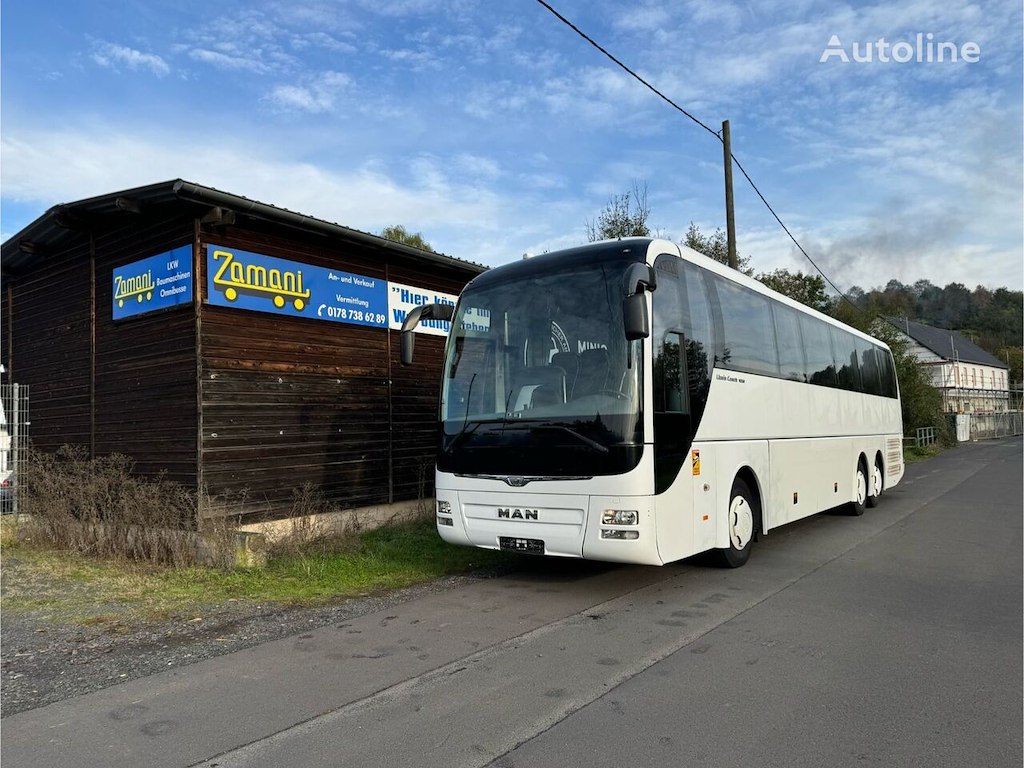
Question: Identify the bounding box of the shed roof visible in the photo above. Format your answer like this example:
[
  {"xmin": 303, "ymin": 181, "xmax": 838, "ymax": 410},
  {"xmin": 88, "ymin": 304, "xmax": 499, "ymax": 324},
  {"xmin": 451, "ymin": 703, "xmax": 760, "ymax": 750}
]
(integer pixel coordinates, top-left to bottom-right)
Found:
[
  {"xmin": 1, "ymin": 179, "xmax": 487, "ymax": 277},
  {"xmin": 886, "ymin": 317, "xmax": 1007, "ymax": 369}
]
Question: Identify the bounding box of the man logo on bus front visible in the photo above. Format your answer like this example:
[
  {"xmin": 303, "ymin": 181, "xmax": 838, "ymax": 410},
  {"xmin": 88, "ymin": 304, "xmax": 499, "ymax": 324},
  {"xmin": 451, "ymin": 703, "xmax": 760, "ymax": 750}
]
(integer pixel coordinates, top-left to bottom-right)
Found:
[
  {"xmin": 498, "ymin": 508, "xmax": 539, "ymax": 520},
  {"xmin": 505, "ymin": 476, "xmax": 530, "ymax": 487}
]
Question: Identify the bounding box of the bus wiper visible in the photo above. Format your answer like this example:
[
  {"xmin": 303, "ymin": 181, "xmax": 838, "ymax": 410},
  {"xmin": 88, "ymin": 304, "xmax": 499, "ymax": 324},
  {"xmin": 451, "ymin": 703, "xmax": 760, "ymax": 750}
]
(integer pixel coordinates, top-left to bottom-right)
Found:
[
  {"xmin": 446, "ymin": 421, "xmax": 481, "ymax": 456},
  {"xmin": 502, "ymin": 424, "xmax": 610, "ymax": 454}
]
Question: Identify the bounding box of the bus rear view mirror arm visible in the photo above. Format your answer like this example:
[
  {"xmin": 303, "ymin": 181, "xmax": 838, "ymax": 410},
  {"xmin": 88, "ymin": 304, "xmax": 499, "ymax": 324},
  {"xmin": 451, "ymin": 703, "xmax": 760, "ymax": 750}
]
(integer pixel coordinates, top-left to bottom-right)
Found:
[{"xmin": 400, "ymin": 303, "xmax": 455, "ymax": 366}]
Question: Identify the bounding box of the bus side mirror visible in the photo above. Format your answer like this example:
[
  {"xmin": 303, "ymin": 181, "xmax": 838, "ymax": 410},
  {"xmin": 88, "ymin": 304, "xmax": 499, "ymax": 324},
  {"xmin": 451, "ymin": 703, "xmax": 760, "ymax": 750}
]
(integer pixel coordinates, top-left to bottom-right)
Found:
[
  {"xmin": 623, "ymin": 293, "xmax": 649, "ymax": 341},
  {"xmin": 400, "ymin": 303, "xmax": 455, "ymax": 366},
  {"xmin": 622, "ymin": 263, "xmax": 656, "ymax": 341},
  {"xmin": 400, "ymin": 329, "xmax": 416, "ymax": 367}
]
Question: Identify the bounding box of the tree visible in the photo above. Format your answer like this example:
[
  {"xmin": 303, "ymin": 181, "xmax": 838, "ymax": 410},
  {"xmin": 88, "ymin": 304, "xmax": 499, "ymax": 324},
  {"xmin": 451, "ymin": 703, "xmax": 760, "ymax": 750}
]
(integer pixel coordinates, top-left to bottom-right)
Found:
[
  {"xmin": 682, "ymin": 222, "xmax": 754, "ymax": 275},
  {"xmin": 379, "ymin": 225, "xmax": 435, "ymax": 253},
  {"xmin": 845, "ymin": 285, "xmax": 866, "ymax": 308},
  {"xmin": 585, "ymin": 181, "xmax": 651, "ymax": 241},
  {"xmin": 757, "ymin": 268, "xmax": 831, "ymax": 313}
]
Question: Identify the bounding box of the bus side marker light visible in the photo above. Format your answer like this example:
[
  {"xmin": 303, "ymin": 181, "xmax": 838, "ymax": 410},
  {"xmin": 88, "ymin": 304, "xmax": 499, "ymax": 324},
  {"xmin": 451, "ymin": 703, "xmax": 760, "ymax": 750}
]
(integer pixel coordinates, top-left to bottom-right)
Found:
[
  {"xmin": 702, "ymin": 515, "xmax": 709, "ymax": 521},
  {"xmin": 793, "ymin": 492, "xmax": 798, "ymax": 504}
]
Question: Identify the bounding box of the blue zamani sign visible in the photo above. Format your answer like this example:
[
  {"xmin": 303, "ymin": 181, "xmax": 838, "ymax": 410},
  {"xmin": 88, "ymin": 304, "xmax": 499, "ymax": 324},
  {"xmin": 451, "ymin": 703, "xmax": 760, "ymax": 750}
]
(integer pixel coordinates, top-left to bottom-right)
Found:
[
  {"xmin": 205, "ymin": 244, "xmax": 457, "ymax": 334},
  {"xmin": 112, "ymin": 246, "xmax": 194, "ymax": 320}
]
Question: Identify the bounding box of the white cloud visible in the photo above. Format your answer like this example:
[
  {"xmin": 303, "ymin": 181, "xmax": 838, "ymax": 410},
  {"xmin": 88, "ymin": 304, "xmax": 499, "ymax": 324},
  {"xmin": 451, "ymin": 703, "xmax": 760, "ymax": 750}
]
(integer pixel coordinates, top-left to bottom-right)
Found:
[
  {"xmin": 289, "ymin": 32, "xmax": 358, "ymax": 54},
  {"xmin": 188, "ymin": 48, "xmax": 272, "ymax": 74},
  {"xmin": 612, "ymin": 4, "xmax": 673, "ymax": 33},
  {"xmin": 0, "ymin": 125, "xmax": 510, "ymax": 256},
  {"xmin": 91, "ymin": 42, "xmax": 169, "ymax": 77},
  {"xmin": 380, "ymin": 47, "xmax": 443, "ymax": 70},
  {"xmin": 454, "ymin": 154, "xmax": 502, "ymax": 181},
  {"xmin": 265, "ymin": 71, "xmax": 352, "ymax": 113},
  {"xmin": 3, "ymin": 0, "xmax": 1021, "ymax": 291}
]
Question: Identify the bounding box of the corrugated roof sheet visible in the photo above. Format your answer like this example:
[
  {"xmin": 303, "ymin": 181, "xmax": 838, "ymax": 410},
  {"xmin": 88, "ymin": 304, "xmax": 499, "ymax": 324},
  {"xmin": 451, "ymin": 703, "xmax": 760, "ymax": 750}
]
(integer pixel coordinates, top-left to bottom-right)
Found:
[{"xmin": 1, "ymin": 179, "xmax": 487, "ymax": 276}]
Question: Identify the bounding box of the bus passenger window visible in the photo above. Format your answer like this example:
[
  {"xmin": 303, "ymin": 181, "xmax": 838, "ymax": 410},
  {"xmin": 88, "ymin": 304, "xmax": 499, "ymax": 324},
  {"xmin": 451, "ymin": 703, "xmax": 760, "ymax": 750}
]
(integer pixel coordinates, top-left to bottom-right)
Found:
[
  {"xmin": 656, "ymin": 332, "xmax": 689, "ymax": 413},
  {"xmin": 772, "ymin": 303, "xmax": 806, "ymax": 382},
  {"xmin": 800, "ymin": 315, "xmax": 837, "ymax": 387}
]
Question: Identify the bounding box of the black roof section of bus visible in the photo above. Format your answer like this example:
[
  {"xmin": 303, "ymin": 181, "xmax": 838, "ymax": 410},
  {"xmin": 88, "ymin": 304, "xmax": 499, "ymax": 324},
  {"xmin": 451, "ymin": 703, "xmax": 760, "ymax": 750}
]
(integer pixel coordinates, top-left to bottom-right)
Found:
[{"xmin": 466, "ymin": 238, "xmax": 652, "ymax": 292}]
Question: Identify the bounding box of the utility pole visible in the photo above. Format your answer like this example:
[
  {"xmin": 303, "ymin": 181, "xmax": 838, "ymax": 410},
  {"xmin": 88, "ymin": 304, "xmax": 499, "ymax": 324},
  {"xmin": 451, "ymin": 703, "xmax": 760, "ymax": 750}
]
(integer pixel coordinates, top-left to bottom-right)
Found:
[{"xmin": 722, "ymin": 119, "xmax": 738, "ymax": 270}]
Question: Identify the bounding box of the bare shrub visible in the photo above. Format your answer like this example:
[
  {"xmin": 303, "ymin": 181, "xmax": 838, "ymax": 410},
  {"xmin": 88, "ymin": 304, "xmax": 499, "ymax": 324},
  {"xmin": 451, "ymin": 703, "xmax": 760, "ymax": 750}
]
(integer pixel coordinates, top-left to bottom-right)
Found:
[
  {"xmin": 195, "ymin": 488, "xmax": 250, "ymax": 570},
  {"xmin": 266, "ymin": 483, "xmax": 365, "ymax": 560},
  {"xmin": 18, "ymin": 446, "xmax": 203, "ymax": 567}
]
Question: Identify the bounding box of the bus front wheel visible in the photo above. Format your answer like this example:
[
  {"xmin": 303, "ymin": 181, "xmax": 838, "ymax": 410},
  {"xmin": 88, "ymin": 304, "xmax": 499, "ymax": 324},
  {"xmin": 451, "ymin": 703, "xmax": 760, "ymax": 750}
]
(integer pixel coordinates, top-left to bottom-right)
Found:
[{"xmin": 715, "ymin": 478, "xmax": 757, "ymax": 568}]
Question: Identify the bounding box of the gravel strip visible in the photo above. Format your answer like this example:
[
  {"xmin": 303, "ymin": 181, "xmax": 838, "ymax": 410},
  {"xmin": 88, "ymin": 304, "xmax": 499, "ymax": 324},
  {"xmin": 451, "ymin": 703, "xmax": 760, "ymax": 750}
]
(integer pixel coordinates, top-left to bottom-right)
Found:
[{"xmin": 0, "ymin": 553, "xmax": 499, "ymax": 718}]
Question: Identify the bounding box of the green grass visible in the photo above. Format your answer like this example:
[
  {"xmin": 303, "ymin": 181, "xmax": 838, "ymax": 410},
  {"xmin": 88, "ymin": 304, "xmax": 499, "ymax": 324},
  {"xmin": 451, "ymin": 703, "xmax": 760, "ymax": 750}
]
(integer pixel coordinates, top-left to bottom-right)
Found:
[
  {"xmin": 903, "ymin": 443, "xmax": 946, "ymax": 463},
  {"xmin": 1, "ymin": 517, "xmax": 516, "ymax": 623},
  {"xmin": 166, "ymin": 518, "xmax": 515, "ymax": 603}
]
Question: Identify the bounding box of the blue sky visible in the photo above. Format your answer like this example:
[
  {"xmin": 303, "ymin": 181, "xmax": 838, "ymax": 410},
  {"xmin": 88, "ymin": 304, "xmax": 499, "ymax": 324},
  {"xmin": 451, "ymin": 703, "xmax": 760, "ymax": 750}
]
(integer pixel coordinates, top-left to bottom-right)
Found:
[{"xmin": 2, "ymin": 0, "xmax": 1022, "ymax": 292}]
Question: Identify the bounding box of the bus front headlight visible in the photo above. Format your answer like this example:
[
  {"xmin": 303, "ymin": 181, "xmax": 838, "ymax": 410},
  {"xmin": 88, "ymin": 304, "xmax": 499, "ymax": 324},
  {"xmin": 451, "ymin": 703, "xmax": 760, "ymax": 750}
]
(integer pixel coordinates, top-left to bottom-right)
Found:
[{"xmin": 602, "ymin": 509, "xmax": 638, "ymax": 526}]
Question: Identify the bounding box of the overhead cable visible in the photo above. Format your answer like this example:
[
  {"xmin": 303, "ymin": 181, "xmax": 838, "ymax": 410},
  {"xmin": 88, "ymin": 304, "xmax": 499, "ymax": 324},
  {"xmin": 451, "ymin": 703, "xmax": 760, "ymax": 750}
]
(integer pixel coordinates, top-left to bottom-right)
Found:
[{"xmin": 535, "ymin": 0, "xmax": 861, "ymax": 311}]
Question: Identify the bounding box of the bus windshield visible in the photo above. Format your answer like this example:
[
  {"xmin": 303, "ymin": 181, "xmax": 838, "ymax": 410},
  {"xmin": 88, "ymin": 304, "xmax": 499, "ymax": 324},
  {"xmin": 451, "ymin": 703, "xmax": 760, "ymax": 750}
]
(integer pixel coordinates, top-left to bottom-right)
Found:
[{"xmin": 438, "ymin": 254, "xmax": 644, "ymax": 477}]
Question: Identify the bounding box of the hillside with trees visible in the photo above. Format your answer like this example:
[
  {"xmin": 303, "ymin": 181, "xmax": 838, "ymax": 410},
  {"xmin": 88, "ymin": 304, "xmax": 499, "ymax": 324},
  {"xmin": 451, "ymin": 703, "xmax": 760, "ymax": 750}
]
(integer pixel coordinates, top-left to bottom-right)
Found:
[{"xmin": 842, "ymin": 280, "xmax": 1022, "ymax": 384}]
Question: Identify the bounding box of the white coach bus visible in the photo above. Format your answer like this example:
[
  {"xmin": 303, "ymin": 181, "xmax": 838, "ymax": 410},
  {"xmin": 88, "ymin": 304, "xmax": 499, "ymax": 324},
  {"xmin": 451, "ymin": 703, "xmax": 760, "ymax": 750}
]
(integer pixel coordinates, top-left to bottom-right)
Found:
[{"xmin": 401, "ymin": 238, "xmax": 903, "ymax": 567}]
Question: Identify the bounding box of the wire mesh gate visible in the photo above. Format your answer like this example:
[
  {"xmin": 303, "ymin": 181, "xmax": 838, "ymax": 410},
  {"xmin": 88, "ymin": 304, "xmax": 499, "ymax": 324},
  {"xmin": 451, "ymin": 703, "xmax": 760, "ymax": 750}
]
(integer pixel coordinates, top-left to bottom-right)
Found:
[{"xmin": 1, "ymin": 383, "xmax": 29, "ymax": 516}]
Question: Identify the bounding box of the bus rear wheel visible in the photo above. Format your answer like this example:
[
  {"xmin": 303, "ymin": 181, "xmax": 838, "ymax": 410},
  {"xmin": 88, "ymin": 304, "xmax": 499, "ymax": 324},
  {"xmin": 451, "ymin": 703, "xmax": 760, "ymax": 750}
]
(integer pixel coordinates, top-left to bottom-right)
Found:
[
  {"xmin": 849, "ymin": 462, "xmax": 868, "ymax": 516},
  {"xmin": 866, "ymin": 458, "xmax": 883, "ymax": 508},
  {"xmin": 715, "ymin": 478, "xmax": 757, "ymax": 568}
]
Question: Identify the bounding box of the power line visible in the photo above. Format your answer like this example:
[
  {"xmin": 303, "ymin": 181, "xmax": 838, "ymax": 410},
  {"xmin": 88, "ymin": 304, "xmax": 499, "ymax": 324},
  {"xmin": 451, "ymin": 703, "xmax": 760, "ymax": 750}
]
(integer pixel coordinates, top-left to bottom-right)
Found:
[
  {"xmin": 533, "ymin": 0, "xmax": 720, "ymax": 139},
  {"xmin": 729, "ymin": 154, "xmax": 857, "ymax": 307},
  {"xmin": 534, "ymin": 0, "xmax": 862, "ymax": 312}
]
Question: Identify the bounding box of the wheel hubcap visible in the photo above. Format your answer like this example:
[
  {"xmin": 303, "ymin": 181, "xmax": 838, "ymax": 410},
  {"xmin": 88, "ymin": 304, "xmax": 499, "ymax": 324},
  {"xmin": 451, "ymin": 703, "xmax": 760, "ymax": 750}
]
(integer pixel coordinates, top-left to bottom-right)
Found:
[
  {"xmin": 856, "ymin": 469, "xmax": 866, "ymax": 505},
  {"xmin": 729, "ymin": 496, "xmax": 754, "ymax": 550},
  {"xmin": 872, "ymin": 465, "xmax": 882, "ymax": 497}
]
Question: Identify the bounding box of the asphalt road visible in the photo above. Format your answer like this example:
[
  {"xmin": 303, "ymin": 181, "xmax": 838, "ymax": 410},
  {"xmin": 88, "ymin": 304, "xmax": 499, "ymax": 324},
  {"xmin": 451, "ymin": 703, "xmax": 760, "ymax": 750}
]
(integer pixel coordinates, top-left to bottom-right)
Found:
[{"xmin": 2, "ymin": 437, "xmax": 1020, "ymax": 768}]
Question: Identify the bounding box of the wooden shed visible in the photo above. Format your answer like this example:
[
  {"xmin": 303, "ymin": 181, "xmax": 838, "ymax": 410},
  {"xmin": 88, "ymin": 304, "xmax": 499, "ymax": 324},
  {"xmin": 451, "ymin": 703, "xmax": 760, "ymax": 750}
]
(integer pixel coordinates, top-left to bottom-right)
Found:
[{"xmin": 0, "ymin": 180, "xmax": 485, "ymax": 523}]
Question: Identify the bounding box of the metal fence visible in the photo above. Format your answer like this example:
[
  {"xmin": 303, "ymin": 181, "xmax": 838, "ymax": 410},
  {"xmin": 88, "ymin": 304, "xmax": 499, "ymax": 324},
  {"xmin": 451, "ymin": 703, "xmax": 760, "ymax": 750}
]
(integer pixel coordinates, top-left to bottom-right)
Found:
[
  {"xmin": 915, "ymin": 426, "xmax": 937, "ymax": 447},
  {"xmin": 968, "ymin": 412, "xmax": 1024, "ymax": 441},
  {"xmin": 1, "ymin": 383, "xmax": 29, "ymax": 516}
]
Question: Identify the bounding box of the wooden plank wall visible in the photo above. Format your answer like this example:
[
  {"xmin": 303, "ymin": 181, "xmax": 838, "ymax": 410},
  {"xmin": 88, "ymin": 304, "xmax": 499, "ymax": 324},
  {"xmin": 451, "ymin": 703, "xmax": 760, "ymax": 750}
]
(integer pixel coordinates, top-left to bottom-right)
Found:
[
  {"xmin": 92, "ymin": 214, "xmax": 198, "ymax": 485},
  {"xmin": 3, "ymin": 212, "xmax": 199, "ymax": 488},
  {"xmin": 198, "ymin": 227, "xmax": 477, "ymax": 522},
  {"xmin": 3, "ymin": 241, "xmax": 93, "ymax": 450}
]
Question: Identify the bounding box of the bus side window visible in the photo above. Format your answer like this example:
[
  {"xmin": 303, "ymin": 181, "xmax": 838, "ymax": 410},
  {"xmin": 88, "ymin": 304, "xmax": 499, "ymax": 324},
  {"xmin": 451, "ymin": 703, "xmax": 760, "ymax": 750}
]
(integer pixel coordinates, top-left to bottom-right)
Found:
[
  {"xmin": 858, "ymin": 340, "xmax": 883, "ymax": 396},
  {"xmin": 656, "ymin": 331, "xmax": 689, "ymax": 414},
  {"xmin": 830, "ymin": 326, "xmax": 862, "ymax": 392},
  {"xmin": 801, "ymin": 315, "xmax": 837, "ymax": 387},
  {"xmin": 772, "ymin": 302, "xmax": 806, "ymax": 382}
]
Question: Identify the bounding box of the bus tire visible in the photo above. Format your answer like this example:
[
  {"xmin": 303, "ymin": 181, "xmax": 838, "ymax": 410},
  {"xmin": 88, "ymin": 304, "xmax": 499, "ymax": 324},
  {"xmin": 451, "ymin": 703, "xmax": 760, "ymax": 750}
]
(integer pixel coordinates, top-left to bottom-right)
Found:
[
  {"xmin": 715, "ymin": 477, "xmax": 757, "ymax": 568},
  {"xmin": 866, "ymin": 457, "xmax": 883, "ymax": 508},
  {"xmin": 849, "ymin": 461, "xmax": 868, "ymax": 516}
]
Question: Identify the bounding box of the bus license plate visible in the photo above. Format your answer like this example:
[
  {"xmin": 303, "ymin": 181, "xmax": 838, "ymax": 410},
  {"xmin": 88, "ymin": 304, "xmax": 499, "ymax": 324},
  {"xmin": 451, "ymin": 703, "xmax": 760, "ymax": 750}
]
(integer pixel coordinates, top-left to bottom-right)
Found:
[{"xmin": 499, "ymin": 537, "xmax": 544, "ymax": 554}]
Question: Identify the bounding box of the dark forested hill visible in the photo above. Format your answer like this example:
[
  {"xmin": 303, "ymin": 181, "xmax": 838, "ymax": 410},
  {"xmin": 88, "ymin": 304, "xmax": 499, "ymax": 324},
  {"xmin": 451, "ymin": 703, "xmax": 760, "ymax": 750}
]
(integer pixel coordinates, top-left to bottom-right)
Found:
[{"xmin": 845, "ymin": 280, "xmax": 1022, "ymax": 383}]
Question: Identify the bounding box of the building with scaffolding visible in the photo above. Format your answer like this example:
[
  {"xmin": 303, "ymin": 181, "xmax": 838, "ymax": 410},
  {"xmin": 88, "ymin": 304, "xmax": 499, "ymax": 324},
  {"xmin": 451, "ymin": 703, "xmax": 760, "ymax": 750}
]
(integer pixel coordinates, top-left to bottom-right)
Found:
[{"xmin": 885, "ymin": 318, "xmax": 1012, "ymax": 414}]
